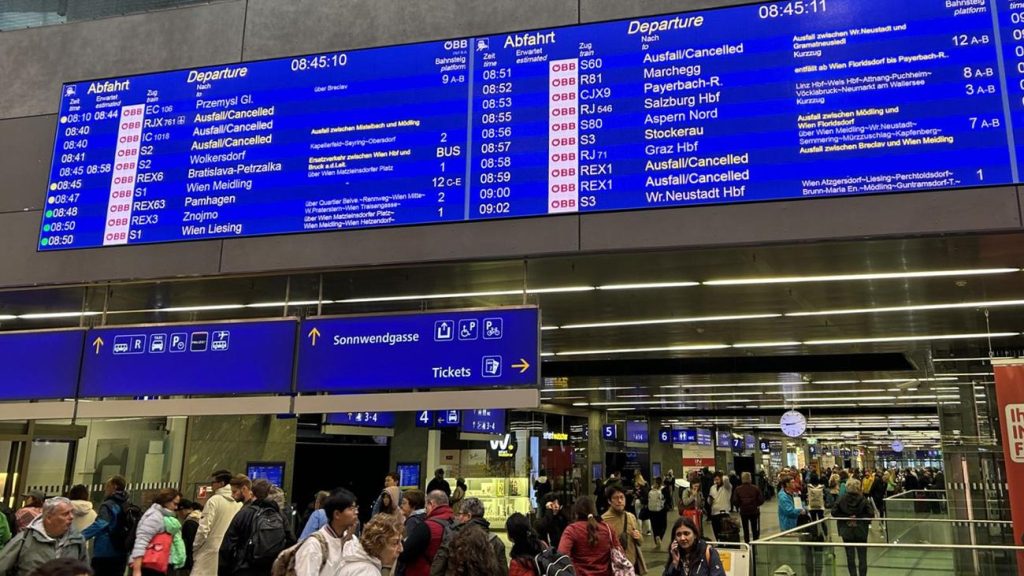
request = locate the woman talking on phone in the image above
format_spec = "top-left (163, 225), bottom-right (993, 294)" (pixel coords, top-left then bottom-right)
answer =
top-left (663, 516), bottom-right (725, 576)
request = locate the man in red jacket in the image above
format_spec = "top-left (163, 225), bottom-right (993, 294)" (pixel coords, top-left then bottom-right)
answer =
top-left (399, 491), bottom-right (453, 576)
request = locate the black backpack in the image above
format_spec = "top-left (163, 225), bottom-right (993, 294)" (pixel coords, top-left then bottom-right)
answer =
top-left (534, 547), bottom-right (576, 576)
top-left (112, 501), bottom-right (143, 553)
top-left (247, 507), bottom-right (290, 567)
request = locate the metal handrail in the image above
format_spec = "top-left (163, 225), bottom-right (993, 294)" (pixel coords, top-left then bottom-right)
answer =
top-left (755, 516), bottom-right (1014, 543)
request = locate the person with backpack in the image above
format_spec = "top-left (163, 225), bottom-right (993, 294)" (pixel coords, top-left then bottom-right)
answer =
top-left (834, 479), bottom-right (874, 576)
top-left (287, 489), bottom-right (359, 576)
top-left (663, 516), bottom-right (724, 576)
top-left (130, 489), bottom-right (184, 576)
top-left (0, 498), bottom-right (87, 576)
top-left (83, 475), bottom-right (136, 576)
top-left (219, 479), bottom-right (295, 576)
top-left (506, 513), bottom-right (545, 576)
top-left (193, 470), bottom-right (243, 576)
top-left (557, 497), bottom-right (612, 576)
top-left (429, 498), bottom-right (506, 576)
top-left (646, 478), bottom-right (667, 550)
top-left (806, 475), bottom-right (826, 536)
top-left (393, 490), bottom-right (451, 576)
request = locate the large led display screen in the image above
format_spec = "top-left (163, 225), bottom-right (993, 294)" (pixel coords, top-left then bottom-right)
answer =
top-left (41, 0), bottom-right (1024, 249)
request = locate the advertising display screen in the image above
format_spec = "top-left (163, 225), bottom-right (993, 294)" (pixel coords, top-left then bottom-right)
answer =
top-left (41, 0), bottom-right (1024, 250)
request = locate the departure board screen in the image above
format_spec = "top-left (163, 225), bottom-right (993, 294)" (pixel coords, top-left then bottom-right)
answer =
top-left (41, 0), bottom-right (1024, 250)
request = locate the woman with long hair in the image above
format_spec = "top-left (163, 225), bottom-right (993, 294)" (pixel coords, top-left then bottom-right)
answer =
top-left (506, 512), bottom-right (545, 576)
top-left (663, 516), bottom-right (725, 576)
top-left (444, 523), bottom-right (501, 576)
top-left (557, 496), bottom-right (613, 576)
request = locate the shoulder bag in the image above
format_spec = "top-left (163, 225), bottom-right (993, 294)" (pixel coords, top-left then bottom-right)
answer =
top-left (605, 523), bottom-right (633, 576)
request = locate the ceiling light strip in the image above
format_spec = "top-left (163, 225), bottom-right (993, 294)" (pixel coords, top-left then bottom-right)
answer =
top-left (703, 268), bottom-right (1019, 286)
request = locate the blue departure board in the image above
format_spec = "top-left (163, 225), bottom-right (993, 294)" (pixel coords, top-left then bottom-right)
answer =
top-left (696, 428), bottom-right (713, 446)
top-left (0, 329), bottom-right (85, 400)
top-left (41, 0), bottom-right (1024, 250)
top-left (80, 319), bottom-right (297, 396)
top-left (297, 307), bottom-right (539, 393)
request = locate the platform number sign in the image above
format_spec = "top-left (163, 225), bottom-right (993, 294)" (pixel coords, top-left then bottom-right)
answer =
top-left (602, 424), bottom-right (617, 440)
top-left (659, 428), bottom-right (672, 443)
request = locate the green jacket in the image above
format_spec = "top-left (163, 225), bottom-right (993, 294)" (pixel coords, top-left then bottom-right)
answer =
top-left (0, 520), bottom-right (88, 576)
top-left (0, 514), bottom-right (11, 547)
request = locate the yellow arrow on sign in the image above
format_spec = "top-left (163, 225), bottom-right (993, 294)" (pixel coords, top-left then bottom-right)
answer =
top-left (512, 358), bottom-right (530, 374)
top-left (308, 327), bottom-right (321, 346)
top-left (92, 337), bottom-right (104, 354)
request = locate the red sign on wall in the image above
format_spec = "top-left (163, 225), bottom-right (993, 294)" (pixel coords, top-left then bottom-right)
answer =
top-left (992, 360), bottom-right (1024, 573)
top-left (682, 457), bottom-right (715, 468)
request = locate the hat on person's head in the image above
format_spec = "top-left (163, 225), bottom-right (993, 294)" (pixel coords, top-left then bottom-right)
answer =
top-left (22, 490), bottom-right (45, 501)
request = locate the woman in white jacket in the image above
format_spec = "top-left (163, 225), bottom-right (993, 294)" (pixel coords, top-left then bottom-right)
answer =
top-left (338, 514), bottom-right (404, 576)
top-left (131, 488), bottom-right (180, 576)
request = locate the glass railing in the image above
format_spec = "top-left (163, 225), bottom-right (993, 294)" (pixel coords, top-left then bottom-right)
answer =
top-left (752, 516), bottom-right (1022, 576)
top-left (884, 489), bottom-right (1011, 521)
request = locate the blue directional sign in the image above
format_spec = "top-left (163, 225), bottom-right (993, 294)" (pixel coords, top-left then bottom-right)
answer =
top-left (696, 429), bottom-right (713, 446)
top-left (462, 409), bottom-right (505, 434)
top-left (326, 411), bottom-right (396, 428)
top-left (298, 307), bottom-right (538, 392)
top-left (80, 319), bottom-right (297, 396)
top-left (602, 424), bottom-right (617, 440)
top-left (0, 329), bottom-right (85, 400)
top-left (414, 409), bottom-right (463, 428)
top-left (626, 421), bottom-right (648, 443)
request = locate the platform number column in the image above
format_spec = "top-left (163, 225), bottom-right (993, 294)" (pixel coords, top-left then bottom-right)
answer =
top-left (548, 59), bottom-right (579, 213)
top-left (103, 104), bottom-right (145, 245)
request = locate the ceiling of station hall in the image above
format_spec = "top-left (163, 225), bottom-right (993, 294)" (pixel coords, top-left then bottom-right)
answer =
top-left (2, 231), bottom-right (1021, 445)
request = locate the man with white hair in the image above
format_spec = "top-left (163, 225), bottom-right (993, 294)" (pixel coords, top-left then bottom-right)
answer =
top-left (0, 497), bottom-right (88, 576)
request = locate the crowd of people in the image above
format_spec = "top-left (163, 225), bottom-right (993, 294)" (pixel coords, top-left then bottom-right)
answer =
top-left (0, 463), bottom-right (944, 576)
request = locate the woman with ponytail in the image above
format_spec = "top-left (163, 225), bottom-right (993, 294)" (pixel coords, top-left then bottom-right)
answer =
top-left (557, 496), bottom-right (613, 576)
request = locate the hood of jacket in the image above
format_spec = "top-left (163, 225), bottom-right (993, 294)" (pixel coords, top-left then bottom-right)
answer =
top-left (426, 504), bottom-right (452, 521)
top-left (341, 538), bottom-right (383, 570)
top-left (466, 517), bottom-right (491, 532)
top-left (27, 515), bottom-right (84, 544)
top-left (70, 500), bottom-right (94, 518)
top-left (384, 487), bottom-right (401, 509)
top-left (836, 493), bottom-right (868, 515)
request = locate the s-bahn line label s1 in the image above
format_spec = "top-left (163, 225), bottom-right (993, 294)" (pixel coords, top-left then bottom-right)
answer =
top-left (297, 307), bottom-right (539, 392)
top-left (0, 329), bottom-right (85, 400)
top-left (42, 0), bottom-right (1023, 250)
top-left (80, 319), bottom-right (297, 396)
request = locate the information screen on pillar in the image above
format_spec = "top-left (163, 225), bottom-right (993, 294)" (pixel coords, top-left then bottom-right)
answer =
top-left (40, 0), bottom-right (1024, 250)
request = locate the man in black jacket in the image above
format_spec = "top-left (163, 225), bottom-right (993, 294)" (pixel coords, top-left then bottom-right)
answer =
top-left (425, 469), bottom-right (451, 498)
top-left (219, 479), bottom-right (295, 576)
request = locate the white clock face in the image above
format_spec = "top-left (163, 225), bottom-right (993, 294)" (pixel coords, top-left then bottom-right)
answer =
top-left (892, 440), bottom-right (904, 453)
top-left (780, 410), bottom-right (807, 438)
